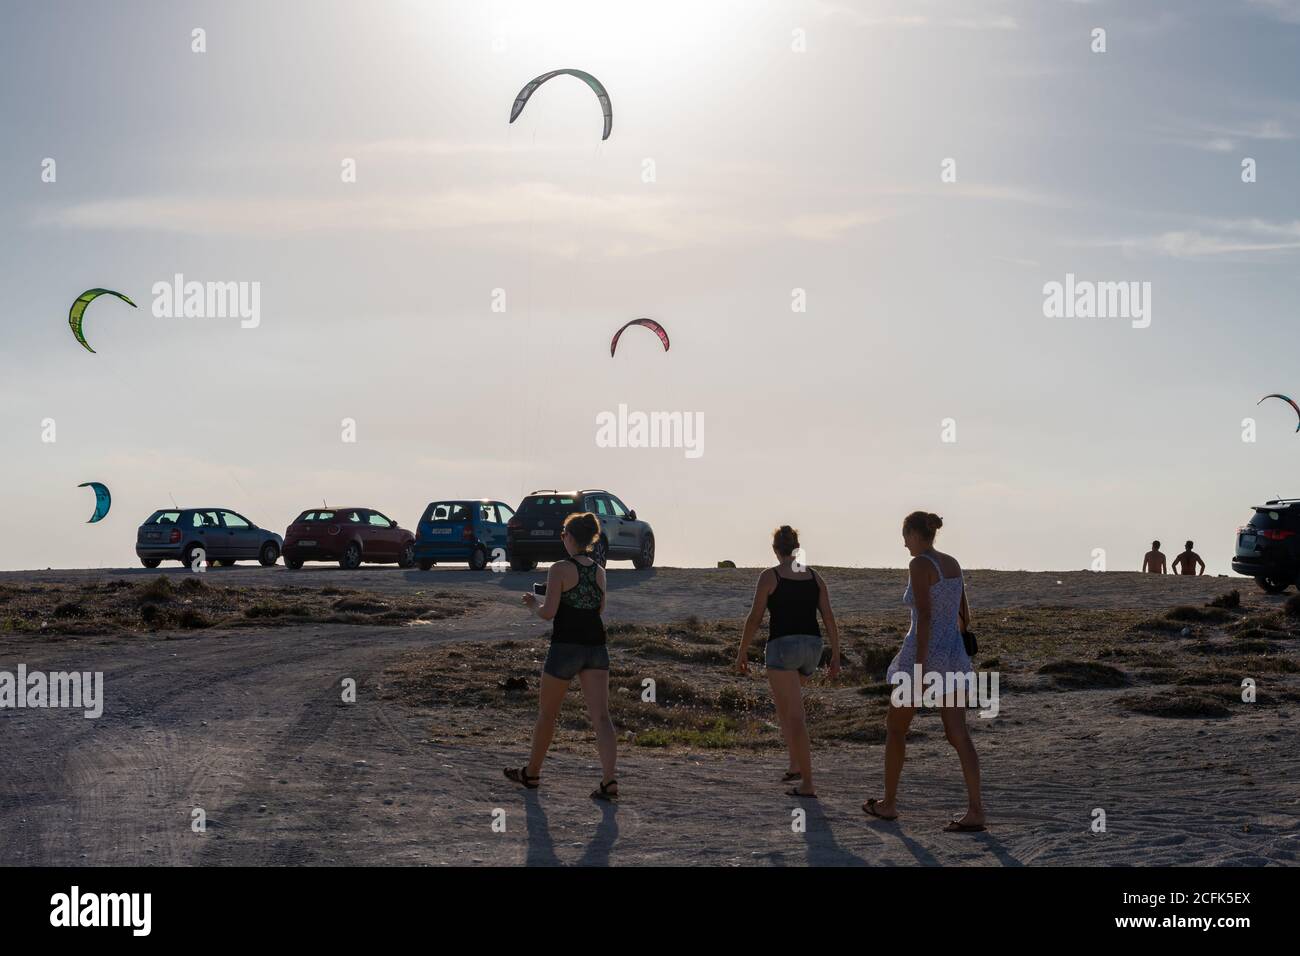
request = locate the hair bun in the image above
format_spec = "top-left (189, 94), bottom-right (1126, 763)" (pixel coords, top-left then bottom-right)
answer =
top-left (772, 524), bottom-right (800, 556)
top-left (926, 513), bottom-right (943, 532)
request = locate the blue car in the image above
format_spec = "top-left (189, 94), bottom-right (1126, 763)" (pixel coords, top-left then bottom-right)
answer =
top-left (413, 500), bottom-right (516, 570)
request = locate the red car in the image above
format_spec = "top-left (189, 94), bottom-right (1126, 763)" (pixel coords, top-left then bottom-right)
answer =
top-left (282, 507), bottom-right (416, 570)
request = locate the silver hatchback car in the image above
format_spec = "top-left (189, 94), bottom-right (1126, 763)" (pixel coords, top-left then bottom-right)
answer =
top-left (135, 508), bottom-right (283, 568)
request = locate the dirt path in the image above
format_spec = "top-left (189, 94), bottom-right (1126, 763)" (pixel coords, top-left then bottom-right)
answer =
top-left (1, 567), bottom-right (1292, 866)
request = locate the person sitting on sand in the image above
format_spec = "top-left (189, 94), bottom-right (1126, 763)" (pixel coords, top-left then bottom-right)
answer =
top-left (505, 512), bottom-right (618, 801)
top-left (735, 525), bottom-right (840, 798)
top-left (1172, 541), bottom-right (1205, 576)
top-left (1142, 541), bottom-right (1166, 574)
top-left (864, 511), bottom-right (986, 832)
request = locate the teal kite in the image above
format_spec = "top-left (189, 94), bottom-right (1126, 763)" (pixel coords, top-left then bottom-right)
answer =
top-left (78, 482), bottom-right (111, 523)
top-left (1258, 394), bottom-right (1300, 432)
top-left (510, 69), bottom-right (612, 140)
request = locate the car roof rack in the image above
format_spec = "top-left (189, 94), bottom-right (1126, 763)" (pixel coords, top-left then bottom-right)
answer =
top-left (1257, 499), bottom-right (1300, 508)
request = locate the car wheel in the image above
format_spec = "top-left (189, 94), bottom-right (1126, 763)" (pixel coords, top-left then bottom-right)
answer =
top-left (140, 558), bottom-right (161, 569)
top-left (398, 542), bottom-right (416, 569)
top-left (418, 559), bottom-right (434, 571)
top-left (633, 533), bottom-right (655, 569)
top-left (510, 556), bottom-right (537, 572)
top-left (182, 543), bottom-right (204, 571)
top-left (259, 542), bottom-right (280, 567)
top-left (593, 536), bottom-right (609, 568)
top-left (467, 545), bottom-right (488, 571)
top-left (285, 556), bottom-right (304, 570)
top-left (1256, 575), bottom-right (1289, 594)
top-left (340, 542), bottom-right (362, 570)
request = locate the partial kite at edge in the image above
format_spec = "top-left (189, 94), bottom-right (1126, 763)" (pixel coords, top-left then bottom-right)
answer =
top-left (69, 288), bottom-right (138, 354)
top-left (1258, 393), bottom-right (1300, 432)
top-left (510, 69), bottom-right (612, 141)
top-left (610, 318), bottom-right (669, 358)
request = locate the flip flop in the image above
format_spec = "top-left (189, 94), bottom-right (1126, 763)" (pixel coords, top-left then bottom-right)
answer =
top-left (943, 820), bottom-right (987, 833)
top-left (786, 787), bottom-right (817, 798)
top-left (863, 798), bottom-right (898, 821)
top-left (504, 766), bottom-right (540, 789)
top-left (780, 771), bottom-right (802, 783)
top-left (591, 779), bottom-right (619, 802)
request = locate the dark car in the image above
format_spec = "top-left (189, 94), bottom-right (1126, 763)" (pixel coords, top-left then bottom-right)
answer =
top-left (413, 499), bottom-right (516, 571)
top-left (282, 507), bottom-right (415, 570)
top-left (1232, 498), bottom-right (1300, 592)
top-left (135, 508), bottom-right (283, 568)
top-left (505, 489), bottom-right (654, 571)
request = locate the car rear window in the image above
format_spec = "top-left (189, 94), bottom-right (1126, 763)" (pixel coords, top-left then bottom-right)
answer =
top-left (517, 495), bottom-right (578, 516)
top-left (145, 511), bottom-right (181, 525)
top-left (296, 511), bottom-right (337, 522)
top-left (424, 502), bottom-right (470, 523)
top-left (1249, 508), bottom-right (1295, 529)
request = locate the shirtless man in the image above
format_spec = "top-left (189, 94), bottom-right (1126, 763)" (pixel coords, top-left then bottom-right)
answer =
top-left (1142, 541), bottom-right (1166, 574)
top-left (1172, 541), bottom-right (1205, 576)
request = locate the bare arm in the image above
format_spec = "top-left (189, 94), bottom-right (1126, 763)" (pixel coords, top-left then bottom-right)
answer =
top-left (597, 563), bottom-right (607, 613)
top-left (910, 557), bottom-right (934, 667)
top-left (523, 562), bottom-right (572, 621)
top-left (814, 571), bottom-right (841, 679)
top-left (1196, 554), bottom-right (1206, 575)
top-left (737, 571), bottom-right (774, 672)
top-left (959, 583), bottom-right (972, 633)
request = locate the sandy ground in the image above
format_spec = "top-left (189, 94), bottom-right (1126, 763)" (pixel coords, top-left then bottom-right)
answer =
top-left (1, 565), bottom-right (1296, 866)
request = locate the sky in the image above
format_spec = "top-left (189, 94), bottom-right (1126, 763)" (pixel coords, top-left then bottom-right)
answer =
top-left (3, 0), bottom-right (1300, 573)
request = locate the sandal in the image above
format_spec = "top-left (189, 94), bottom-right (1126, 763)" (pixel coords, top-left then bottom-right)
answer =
top-left (504, 766), bottom-right (540, 789)
top-left (863, 798), bottom-right (898, 821)
top-left (780, 771), bottom-right (802, 783)
top-left (591, 779), bottom-right (619, 801)
top-left (943, 819), bottom-right (987, 833)
top-left (786, 787), bottom-right (817, 799)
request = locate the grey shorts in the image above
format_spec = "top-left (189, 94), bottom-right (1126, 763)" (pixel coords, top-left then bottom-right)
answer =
top-left (543, 642), bottom-right (610, 681)
top-left (765, 634), bottom-right (823, 677)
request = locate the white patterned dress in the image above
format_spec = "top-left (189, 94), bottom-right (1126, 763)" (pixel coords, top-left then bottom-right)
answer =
top-left (886, 553), bottom-right (973, 682)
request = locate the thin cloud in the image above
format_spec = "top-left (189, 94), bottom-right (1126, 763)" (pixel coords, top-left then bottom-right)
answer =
top-left (812, 1), bottom-right (1018, 30)
top-left (1087, 218), bottom-right (1300, 257)
top-left (35, 183), bottom-right (887, 256)
top-left (1246, 0), bottom-right (1300, 25)
top-left (785, 210), bottom-right (891, 240)
top-left (1157, 116), bottom-right (1295, 153)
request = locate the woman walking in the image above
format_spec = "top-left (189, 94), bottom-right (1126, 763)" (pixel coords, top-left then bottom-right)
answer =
top-left (736, 525), bottom-right (840, 797)
top-left (505, 512), bottom-right (619, 801)
top-left (863, 512), bottom-right (986, 831)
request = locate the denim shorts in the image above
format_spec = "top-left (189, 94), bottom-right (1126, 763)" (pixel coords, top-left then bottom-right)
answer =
top-left (543, 642), bottom-right (610, 681)
top-left (765, 634), bottom-right (823, 676)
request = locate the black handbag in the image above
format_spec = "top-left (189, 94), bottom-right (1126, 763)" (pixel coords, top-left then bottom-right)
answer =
top-left (962, 630), bottom-right (978, 657)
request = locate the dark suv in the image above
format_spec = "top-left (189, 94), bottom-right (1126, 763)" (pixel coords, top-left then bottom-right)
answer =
top-left (506, 489), bottom-right (655, 571)
top-left (1232, 499), bottom-right (1300, 592)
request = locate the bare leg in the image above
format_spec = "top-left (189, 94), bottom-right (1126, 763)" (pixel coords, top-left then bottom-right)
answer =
top-left (577, 668), bottom-right (617, 787)
top-left (940, 706), bottom-right (985, 826)
top-left (768, 669), bottom-right (814, 794)
top-left (526, 673), bottom-right (570, 777)
top-left (767, 671), bottom-right (797, 774)
top-left (866, 704), bottom-right (915, 817)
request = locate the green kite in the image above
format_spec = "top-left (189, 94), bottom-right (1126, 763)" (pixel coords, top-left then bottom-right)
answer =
top-left (68, 288), bottom-right (137, 353)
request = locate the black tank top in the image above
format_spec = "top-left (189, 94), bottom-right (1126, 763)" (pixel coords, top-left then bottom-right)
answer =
top-left (766, 566), bottom-right (821, 639)
top-left (551, 556), bottom-right (606, 646)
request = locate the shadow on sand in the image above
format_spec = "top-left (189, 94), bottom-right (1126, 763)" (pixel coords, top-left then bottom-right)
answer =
top-left (522, 790), bottom-right (621, 866)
